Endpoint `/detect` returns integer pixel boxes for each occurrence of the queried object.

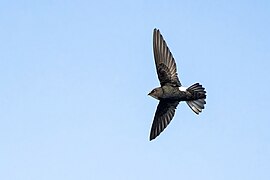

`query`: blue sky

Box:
[0,0,270,179]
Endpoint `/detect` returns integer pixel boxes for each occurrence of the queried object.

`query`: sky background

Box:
[1,0,270,180]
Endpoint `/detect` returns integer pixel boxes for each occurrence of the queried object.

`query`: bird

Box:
[148,28,207,141]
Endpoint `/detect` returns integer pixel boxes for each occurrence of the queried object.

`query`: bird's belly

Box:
[163,91,191,101]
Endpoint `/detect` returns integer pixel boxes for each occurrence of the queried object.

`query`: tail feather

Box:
[186,83,206,115]
[187,101,202,114]
[192,100,205,110]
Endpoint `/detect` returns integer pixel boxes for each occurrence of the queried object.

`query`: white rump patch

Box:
[178,86,187,91]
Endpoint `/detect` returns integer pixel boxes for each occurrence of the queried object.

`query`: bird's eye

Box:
[152,89,156,93]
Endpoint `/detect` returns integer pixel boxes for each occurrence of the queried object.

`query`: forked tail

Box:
[186,83,207,114]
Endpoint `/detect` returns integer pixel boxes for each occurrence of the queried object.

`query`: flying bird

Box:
[148,29,207,141]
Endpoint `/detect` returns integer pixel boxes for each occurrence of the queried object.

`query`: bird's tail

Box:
[186,83,206,114]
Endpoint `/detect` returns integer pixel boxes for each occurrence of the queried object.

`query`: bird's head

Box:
[148,87,163,100]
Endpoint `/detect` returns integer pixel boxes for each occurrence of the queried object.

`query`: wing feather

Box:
[149,100,179,140]
[153,29,181,87]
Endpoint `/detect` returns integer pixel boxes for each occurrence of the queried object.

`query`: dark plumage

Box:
[148,29,207,141]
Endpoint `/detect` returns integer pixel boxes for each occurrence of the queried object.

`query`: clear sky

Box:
[1,0,270,179]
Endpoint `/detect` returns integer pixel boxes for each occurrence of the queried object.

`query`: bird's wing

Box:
[150,100,179,140]
[153,28,181,87]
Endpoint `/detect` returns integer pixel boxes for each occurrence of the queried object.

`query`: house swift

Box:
[148,29,207,141]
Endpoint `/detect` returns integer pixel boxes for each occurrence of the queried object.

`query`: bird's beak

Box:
[148,92,158,100]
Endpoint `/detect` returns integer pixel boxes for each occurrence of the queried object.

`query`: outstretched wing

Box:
[149,100,179,141]
[153,28,181,87]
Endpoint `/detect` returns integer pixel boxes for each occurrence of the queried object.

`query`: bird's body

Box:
[150,85,206,101]
[148,29,207,141]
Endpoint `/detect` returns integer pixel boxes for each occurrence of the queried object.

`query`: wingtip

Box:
[153,28,159,33]
[149,131,158,141]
